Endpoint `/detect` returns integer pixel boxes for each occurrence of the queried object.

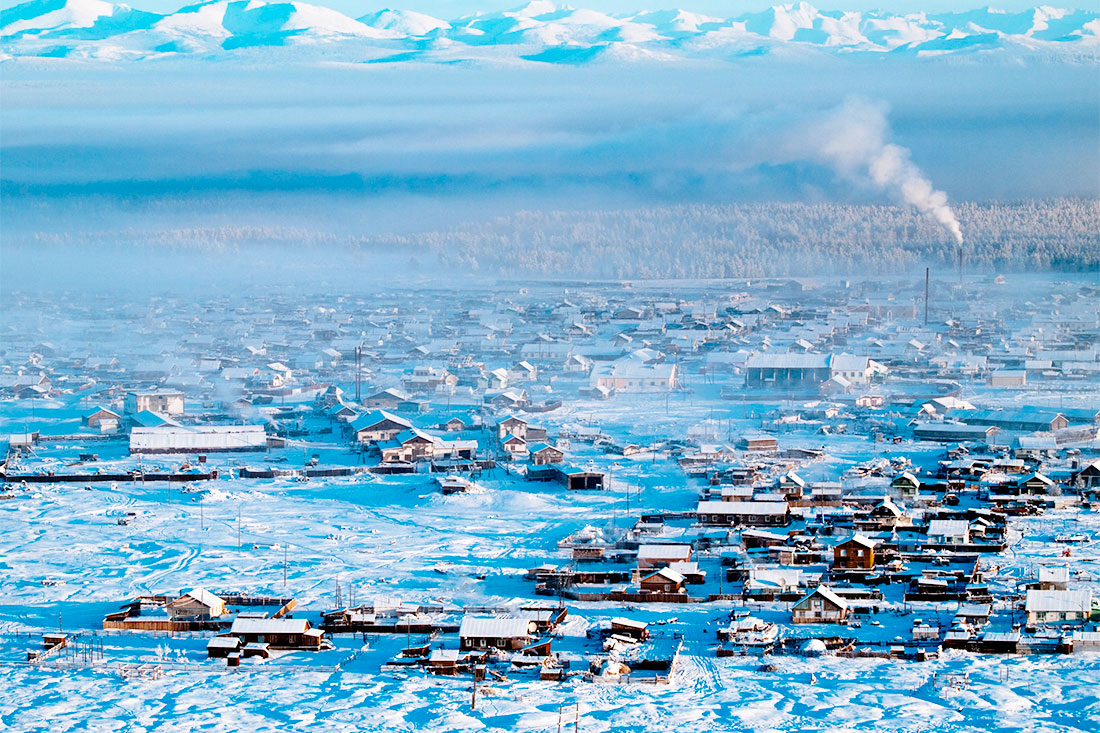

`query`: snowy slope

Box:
[358,8,449,36]
[0,0,154,37]
[1,1,1097,62]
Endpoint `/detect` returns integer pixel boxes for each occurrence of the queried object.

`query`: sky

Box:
[0,0,1085,17]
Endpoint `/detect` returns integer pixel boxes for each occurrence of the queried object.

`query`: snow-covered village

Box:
[2,0,1099,729]
[1,272,1098,730]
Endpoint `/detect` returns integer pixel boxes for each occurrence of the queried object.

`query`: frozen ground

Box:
[2,439,1100,731]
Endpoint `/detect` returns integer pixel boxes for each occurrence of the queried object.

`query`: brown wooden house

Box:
[833,535,877,570]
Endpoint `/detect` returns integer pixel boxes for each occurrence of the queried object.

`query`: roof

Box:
[207,636,241,649]
[838,534,877,549]
[745,353,828,370]
[83,406,120,419]
[796,585,848,610]
[130,425,266,451]
[829,354,872,372]
[697,500,789,515]
[459,616,532,639]
[927,519,969,537]
[874,497,903,517]
[913,423,996,436]
[351,410,412,431]
[637,544,692,560]
[429,649,460,662]
[367,387,412,401]
[130,410,176,428]
[893,471,921,486]
[396,428,439,446]
[230,617,310,635]
[643,567,686,584]
[171,588,223,609]
[1026,590,1093,613]
[610,617,648,630]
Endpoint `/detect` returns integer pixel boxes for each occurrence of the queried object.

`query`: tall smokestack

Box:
[925,267,930,326]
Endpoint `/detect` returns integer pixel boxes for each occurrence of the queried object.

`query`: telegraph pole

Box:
[355,345,362,402]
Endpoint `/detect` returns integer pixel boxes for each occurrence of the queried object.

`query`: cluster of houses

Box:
[4,278,1099,672]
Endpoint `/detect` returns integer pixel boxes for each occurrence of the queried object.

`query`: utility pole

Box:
[355,345,362,403]
[283,544,288,592]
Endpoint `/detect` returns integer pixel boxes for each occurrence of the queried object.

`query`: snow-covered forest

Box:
[392,198,1100,278]
[39,197,1092,280]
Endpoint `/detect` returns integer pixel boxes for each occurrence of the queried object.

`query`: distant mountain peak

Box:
[2,2,1096,63]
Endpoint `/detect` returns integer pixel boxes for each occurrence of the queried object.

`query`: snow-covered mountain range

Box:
[1,0,1097,62]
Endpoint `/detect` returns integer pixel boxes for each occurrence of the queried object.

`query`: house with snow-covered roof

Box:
[791,586,850,624]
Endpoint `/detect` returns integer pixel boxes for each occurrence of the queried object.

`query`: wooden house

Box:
[82,406,121,430]
[791,586,850,624]
[556,467,605,491]
[738,435,778,453]
[501,433,528,457]
[1025,590,1094,626]
[496,415,530,441]
[351,410,413,443]
[207,636,241,658]
[696,500,792,527]
[776,471,805,499]
[362,387,414,411]
[529,443,564,465]
[227,617,326,649]
[833,535,877,570]
[1016,472,1055,496]
[458,616,535,651]
[1074,460,1100,490]
[858,496,912,530]
[639,567,686,594]
[426,649,461,675]
[610,617,649,641]
[891,472,921,497]
[926,519,970,545]
[166,589,225,621]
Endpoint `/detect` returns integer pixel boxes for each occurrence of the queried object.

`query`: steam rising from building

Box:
[786,98,964,244]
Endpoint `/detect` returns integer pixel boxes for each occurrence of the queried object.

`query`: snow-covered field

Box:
[3,368,1100,730]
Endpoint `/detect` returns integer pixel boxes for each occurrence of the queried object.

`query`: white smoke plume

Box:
[779,97,964,244]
